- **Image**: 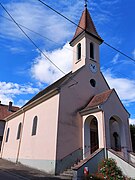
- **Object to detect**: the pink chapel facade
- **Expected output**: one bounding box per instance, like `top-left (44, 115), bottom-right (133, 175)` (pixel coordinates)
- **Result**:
top-left (1, 6), bottom-right (134, 177)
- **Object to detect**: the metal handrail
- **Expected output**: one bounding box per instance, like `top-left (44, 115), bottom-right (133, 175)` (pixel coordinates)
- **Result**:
top-left (60, 147), bottom-right (82, 162)
top-left (59, 144), bottom-right (100, 172)
top-left (109, 147), bottom-right (135, 163)
top-left (108, 148), bottom-right (135, 166)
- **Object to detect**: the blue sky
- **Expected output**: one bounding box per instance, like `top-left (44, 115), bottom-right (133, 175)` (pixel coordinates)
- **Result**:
top-left (0, 0), bottom-right (135, 124)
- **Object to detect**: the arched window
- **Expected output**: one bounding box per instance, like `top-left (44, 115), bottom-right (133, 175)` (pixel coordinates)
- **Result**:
top-left (90, 42), bottom-right (94, 59)
top-left (17, 123), bottom-right (22, 140)
top-left (77, 43), bottom-right (81, 60)
top-left (32, 116), bottom-right (38, 136)
top-left (6, 128), bottom-right (10, 142)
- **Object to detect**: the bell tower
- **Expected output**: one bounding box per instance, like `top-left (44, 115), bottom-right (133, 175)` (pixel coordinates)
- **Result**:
top-left (69, 6), bottom-right (103, 73)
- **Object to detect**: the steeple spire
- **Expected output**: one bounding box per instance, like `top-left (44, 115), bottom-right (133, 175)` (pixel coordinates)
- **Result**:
top-left (70, 6), bottom-right (103, 45)
top-left (70, 4), bottom-right (103, 73)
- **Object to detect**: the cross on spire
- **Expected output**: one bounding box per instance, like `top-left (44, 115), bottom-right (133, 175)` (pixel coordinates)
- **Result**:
top-left (84, 0), bottom-right (88, 7)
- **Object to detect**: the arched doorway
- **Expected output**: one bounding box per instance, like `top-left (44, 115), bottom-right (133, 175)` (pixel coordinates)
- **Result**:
top-left (109, 116), bottom-right (121, 151)
top-left (113, 132), bottom-right (120, 151)
top-left (90, 118), bottom-right (99, 153)
top-left (84, 116), bottom-right (99, 158)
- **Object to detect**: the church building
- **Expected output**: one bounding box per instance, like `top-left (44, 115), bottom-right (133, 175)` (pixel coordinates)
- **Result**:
top-left (1, 5), bottom-right (135, 179)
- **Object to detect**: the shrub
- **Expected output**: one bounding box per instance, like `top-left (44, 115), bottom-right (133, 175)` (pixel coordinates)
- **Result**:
top-left (82, 174), bottom-right (103, 180)
top-left (82, 158), bottom-right (132, 180)
top-left (97, 158), bottom-right (124, 180)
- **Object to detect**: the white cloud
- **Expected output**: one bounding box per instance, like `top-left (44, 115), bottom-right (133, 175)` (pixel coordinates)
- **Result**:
top-left (0, 82), bottom-right (39, 95)
top-left (16, 99), bottom-right (29, 107)
top-left (0, 81), bottom-right (39, 105)
top-left (31, 41), bottom-right (135, 107)
top-left (132, 49), bottom-right (135, 59)
top-left (103, 69), bottom-right (135, 105)
top-left (112, 53), bottom-right (120, 64)
top-left (9, 47), bottom-right (25, 54)
top-left (100, 0), bottom-right (120, 6)
top-left (31, 42), bottom-right (72, 84)
top-left (0, 94), bottom-right (13, 106)
top-left (94, 14), bottom-right (110, 24)
top-left (0, 1), bottom-right (74, 43)
top-left (0, 0), bottom-right (121, 45)
top-left (129, 118), bottom-right (135, 125)
top-left (89, 0), bottom-right (120, 26)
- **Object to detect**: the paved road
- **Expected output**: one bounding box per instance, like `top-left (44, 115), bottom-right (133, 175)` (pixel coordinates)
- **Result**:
top-left (0, 159), bottom-right (71, 180)
top-left (0, 169), bottom-right (29, 180)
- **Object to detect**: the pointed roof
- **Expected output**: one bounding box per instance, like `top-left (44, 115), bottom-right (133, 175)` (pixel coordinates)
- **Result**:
top-left (80, 88), bottom-right (129, 115)
top-left (80, 89), bottom-right (113, 113)
top-left (70, 7), bottom-right (103, 44)
top-left (86, 89), bottom-right (113, 108)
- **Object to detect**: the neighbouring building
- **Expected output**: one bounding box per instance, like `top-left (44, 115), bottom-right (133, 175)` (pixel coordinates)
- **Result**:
top-left (1, 5), bottom-right (135, 179)
top-left (0, 101), bottom-right (19, 149)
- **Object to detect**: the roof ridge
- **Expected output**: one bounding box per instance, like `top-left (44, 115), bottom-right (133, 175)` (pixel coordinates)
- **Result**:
top-left (22, 67), bottom-right (85, 108)
top-left (23, 72), bottom-right (72, 107)
top-left (85, 8), bottom-right (96, 34)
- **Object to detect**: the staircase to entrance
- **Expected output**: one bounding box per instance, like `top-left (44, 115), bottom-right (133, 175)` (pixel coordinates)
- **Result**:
top-left (60, 148), bottom-right (104, 180)
top-left (60, 148), bottom-right (135, 180)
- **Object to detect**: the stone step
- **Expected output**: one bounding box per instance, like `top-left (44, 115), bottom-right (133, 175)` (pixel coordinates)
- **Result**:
top-left (59, 175), bottom-right (72, 180)
top-left (61, 171), bottom-right (73, 176)
top-left (62, 172), bottom-right (73, 176)
top-left (60, 168), bottom-right (74, 179)
top-left (129, 161), bottom-right (135, 167)
top-left (65, 169), bottom-right (74, 173)
top-left (58, 175), bottom-right (72, 180)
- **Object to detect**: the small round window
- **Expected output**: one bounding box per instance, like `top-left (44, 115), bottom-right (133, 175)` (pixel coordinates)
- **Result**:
top-left (90, 79), bottom-right (96, 87)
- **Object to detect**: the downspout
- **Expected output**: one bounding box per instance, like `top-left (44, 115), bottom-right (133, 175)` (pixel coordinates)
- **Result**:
top-left (0, 120), bottom-right (8, 158)
top-left (16, 108), bottom-right (25, 163)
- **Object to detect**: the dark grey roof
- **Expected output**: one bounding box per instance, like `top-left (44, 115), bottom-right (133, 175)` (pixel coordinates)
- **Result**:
top-left (23, 72), bottom-right (72, 107)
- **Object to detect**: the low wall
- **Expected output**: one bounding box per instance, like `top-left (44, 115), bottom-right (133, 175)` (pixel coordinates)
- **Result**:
top-left (108, 150), bottom-right (135, 179)
top-left (73, 149), bottom-right (105, 180)
top-left (128, 152), bottom-right (135, 164)
top-left (19, 158), bottom-right (56, 175)
top-left (56, 148), bottom-right (83, 174)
